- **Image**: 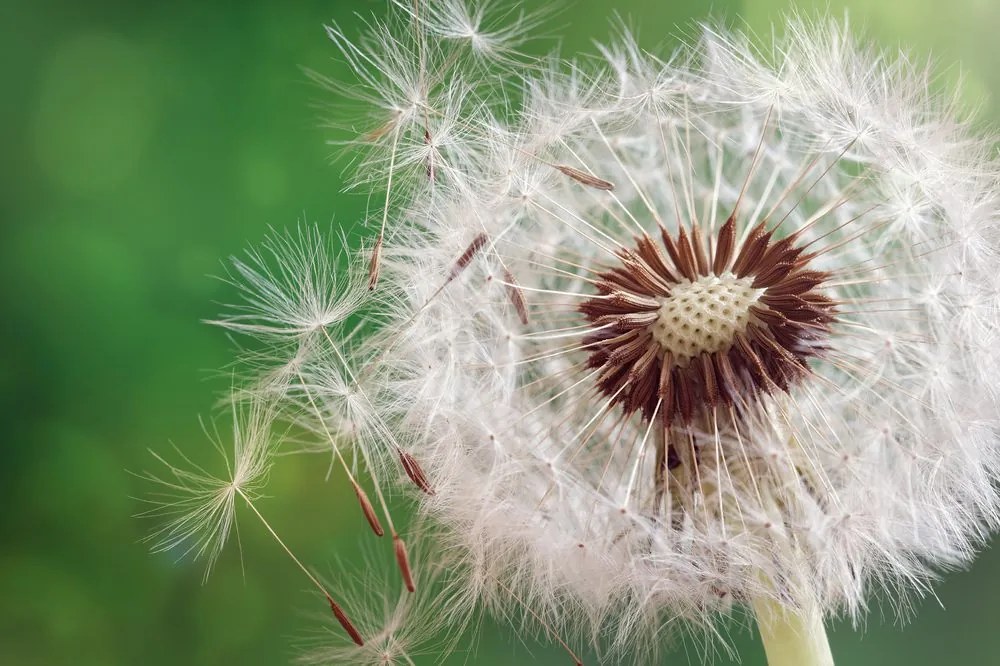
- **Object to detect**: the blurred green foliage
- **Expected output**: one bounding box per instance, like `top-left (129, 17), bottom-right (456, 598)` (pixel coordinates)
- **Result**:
top-left (1, 1), bottom-right (998, 664)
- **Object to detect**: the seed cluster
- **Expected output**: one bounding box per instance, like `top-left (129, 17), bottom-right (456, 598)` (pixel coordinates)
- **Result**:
top-left (650, 275), bottom-right (762, 362)
top-left (579, 216), bottom-right (838, 425)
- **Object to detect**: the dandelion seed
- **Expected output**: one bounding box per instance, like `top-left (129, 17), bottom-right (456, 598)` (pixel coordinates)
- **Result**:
top-left (142, 398), bottom-right (365, 645)
top-left (555, 164), bottom-right (616, 191)
top-left (399, 449), bottom-right (435, 495)
top-left (368, 234), bottom-right (384, 291)
top-left (328, 597), bottom-right (366, 647)
top-left (503, 267), bottom-right (530, 325)
top-left (393, 533), bottom-right (416, 593)
top-left (446, 232), bottom-right (489, 282)
top-left (352, 479), bottom-right (385, 537)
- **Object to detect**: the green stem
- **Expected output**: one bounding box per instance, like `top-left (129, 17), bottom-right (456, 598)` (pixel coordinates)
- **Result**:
top-left (751, 595), bottom-right (834, 666)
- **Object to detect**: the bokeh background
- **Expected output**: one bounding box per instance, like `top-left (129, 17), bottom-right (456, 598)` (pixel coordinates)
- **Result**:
top-left (2, 1), bottom-right (999, 664)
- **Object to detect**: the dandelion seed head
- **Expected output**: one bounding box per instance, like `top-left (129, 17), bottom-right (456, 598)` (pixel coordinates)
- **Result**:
top-left (155, 4), bottom-right (1000, 663)
top-left (343, 11), bottom-right (1000, 657)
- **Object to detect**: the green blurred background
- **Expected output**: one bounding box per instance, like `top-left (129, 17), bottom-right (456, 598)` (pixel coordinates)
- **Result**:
top-left (2, 1), bottom-right (998, 664)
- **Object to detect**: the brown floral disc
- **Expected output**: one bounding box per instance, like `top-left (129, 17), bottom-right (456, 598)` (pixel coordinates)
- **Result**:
top-left (578, 215), bottom-right (838, 427)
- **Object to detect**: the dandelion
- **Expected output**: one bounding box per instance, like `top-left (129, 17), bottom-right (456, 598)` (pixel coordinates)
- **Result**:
top-left (336, 6), bottom-right (1000, 665)
top-left (151, 3), bottom-right (1000, 665)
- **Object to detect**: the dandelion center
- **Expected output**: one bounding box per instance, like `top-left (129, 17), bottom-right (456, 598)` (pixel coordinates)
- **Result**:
top-left (579, 217), bottom-right (838, 426)
top-left (650, 274), bottom-right (763, 364)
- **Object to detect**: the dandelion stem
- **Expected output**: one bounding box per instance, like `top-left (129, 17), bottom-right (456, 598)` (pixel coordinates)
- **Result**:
top-left (751, 595), bottom-right (834, 666)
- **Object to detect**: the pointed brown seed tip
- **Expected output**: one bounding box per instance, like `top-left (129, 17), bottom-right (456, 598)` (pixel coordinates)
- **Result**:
top-left (393, 534), bottom-right (416, 593)
top-left (368, 234), bottom-right (383, 291)
top-left (351, 480), bottom-right (384, 537)
top-left (712, 215), bottom-right (737, 274)
top-left (327, 596), bottom-right (365, 646)
top-left (424, 129), bottom-right (435, 181)
top-left (447, 233), bottom-right (489, 282)
top-left (399, 450), bottom-right (435, 495)
top-left (555, 165), bottom-right (615, 191)
top-left (503, 268), bottom-right (530, 325)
